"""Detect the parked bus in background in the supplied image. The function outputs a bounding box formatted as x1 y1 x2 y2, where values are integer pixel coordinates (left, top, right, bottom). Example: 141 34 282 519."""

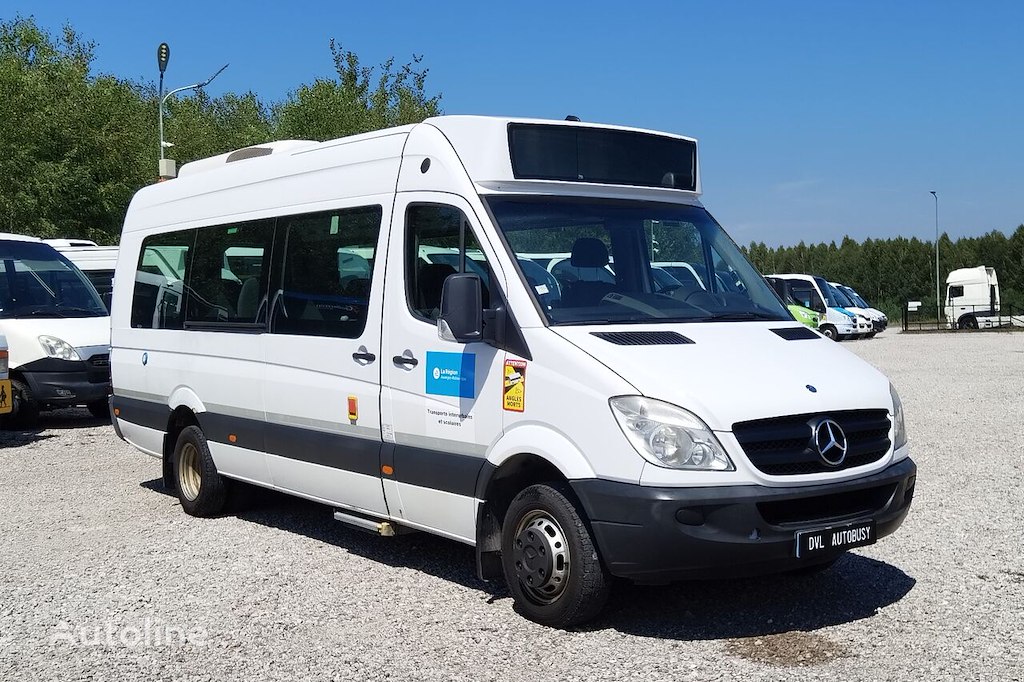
46 239 119 312
765 276 819 329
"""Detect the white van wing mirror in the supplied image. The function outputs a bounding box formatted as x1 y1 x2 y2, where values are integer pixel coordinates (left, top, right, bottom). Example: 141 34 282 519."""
438 273 483 343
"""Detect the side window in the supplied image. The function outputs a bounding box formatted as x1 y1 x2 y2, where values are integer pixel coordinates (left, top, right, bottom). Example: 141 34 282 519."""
185 220 274 326
948 285 964 298
271 206 382 338
132 230 195 329
405 204 491 322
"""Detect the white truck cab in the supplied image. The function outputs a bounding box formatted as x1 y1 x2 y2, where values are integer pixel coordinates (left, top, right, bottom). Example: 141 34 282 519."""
943 266 1017 329
110 116 915 627
0 234 111 424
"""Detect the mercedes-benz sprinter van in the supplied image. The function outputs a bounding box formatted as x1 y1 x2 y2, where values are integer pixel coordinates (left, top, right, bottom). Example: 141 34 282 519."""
110 117 915 627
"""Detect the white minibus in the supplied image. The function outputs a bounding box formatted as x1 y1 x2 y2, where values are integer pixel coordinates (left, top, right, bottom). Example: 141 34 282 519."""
111 116 915 627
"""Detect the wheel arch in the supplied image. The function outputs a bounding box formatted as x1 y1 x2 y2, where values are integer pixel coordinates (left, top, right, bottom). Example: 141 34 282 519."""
161 405 201 488
473 426 596 581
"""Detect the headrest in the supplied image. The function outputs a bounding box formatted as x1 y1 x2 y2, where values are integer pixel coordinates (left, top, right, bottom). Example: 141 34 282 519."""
570 238 609 268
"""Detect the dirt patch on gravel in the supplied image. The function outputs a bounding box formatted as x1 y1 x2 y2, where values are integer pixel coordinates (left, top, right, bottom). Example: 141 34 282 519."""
725 631 852 667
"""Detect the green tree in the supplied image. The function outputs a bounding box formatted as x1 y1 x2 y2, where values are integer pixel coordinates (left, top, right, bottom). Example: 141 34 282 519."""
274 39 441 141
0 17 153 242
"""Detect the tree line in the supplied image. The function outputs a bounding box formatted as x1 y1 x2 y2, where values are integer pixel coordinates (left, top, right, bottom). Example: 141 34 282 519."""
741 227 1024 319
0 16 439 243
2 17 1019 321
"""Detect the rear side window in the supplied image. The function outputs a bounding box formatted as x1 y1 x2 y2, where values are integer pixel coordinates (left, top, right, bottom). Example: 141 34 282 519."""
271 206 383 339
185 220 275 326
133 230 195 329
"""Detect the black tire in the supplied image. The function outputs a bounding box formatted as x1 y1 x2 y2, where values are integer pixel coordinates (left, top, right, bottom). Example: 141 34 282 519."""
87 399 110 420
865 332 877 339
6 379 40 429
501 483 610 628
172 425 227 517
819 324 838 340
959 315 978 330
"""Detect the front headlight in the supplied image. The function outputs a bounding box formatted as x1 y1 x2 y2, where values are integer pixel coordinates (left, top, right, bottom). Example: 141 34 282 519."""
609 396 734 471
38 335 81 361
890 383 908 453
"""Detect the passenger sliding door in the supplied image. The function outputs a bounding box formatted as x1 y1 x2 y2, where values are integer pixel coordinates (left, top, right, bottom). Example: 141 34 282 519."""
262 202 390 516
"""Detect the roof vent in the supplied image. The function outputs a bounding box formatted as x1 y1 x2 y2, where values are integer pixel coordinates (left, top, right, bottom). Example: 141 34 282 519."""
591 331 694 346
177 140 317 177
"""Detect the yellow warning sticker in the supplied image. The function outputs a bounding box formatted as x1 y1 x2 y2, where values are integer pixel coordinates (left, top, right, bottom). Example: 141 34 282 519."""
503 359 527 412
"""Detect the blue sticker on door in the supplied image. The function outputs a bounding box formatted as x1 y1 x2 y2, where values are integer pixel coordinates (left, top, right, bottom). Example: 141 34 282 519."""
425 352 476 398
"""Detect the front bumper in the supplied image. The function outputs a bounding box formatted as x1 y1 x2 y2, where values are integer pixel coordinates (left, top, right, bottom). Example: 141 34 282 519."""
20 356 111 407
571 458 916 583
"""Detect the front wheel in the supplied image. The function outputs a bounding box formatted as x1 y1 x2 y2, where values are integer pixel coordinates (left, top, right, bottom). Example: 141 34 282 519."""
501 483 610 628
87 399 110 420
173 425 227 517
819 324 838 340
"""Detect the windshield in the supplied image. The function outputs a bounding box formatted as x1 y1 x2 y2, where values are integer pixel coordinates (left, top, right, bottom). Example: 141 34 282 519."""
0 240 107 318
828 283 856 309
844 287 869 308
486 197 791 325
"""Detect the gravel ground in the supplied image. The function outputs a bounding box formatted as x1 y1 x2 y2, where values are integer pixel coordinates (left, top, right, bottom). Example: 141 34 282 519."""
1 331 1022 681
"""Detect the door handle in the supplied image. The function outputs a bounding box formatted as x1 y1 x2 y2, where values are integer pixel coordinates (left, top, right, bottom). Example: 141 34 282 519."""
352 350 376 363
392 354 419 368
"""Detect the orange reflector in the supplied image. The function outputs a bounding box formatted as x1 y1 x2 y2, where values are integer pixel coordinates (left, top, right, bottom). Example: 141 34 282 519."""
228 434 237 443
381 465 394 476
347 395 358 421
113 408 120 416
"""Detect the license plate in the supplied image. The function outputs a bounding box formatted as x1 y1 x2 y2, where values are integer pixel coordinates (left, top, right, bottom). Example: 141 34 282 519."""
0 379 11 414
795 520 876 558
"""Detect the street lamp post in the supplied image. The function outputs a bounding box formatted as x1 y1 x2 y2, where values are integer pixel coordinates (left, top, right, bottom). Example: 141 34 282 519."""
930 190 940 326
156 42 228 179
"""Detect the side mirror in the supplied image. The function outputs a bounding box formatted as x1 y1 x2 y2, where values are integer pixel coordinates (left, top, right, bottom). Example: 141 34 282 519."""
438 273 483 343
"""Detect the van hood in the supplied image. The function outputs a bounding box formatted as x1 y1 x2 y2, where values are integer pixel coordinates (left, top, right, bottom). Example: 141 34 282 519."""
552 322 891 431
1 316 110 368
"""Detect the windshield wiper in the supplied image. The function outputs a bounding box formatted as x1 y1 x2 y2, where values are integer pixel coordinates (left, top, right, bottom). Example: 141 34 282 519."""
57 306 105 317
700 311 785 321
26 308 68 318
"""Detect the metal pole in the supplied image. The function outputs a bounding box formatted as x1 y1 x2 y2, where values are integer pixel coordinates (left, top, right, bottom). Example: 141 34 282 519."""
931 191 939 326
158 71 165 163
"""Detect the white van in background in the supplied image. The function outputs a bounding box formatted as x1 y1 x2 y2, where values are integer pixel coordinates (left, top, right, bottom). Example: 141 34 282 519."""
110 116 914 628
834 283 887 334
770 274 859 340
46 239 119 311
0 234 111 424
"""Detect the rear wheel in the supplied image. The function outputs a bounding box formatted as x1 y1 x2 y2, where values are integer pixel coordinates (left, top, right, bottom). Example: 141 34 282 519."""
819 324 838 340
501 483 610 628
959 315 978 330
173 425 227 517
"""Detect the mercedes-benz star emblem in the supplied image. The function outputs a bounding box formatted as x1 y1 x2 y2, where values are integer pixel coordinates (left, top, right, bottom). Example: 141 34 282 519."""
813 418 848 466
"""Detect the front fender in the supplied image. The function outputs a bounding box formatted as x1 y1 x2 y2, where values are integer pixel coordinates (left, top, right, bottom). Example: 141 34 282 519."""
485 422 596 480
